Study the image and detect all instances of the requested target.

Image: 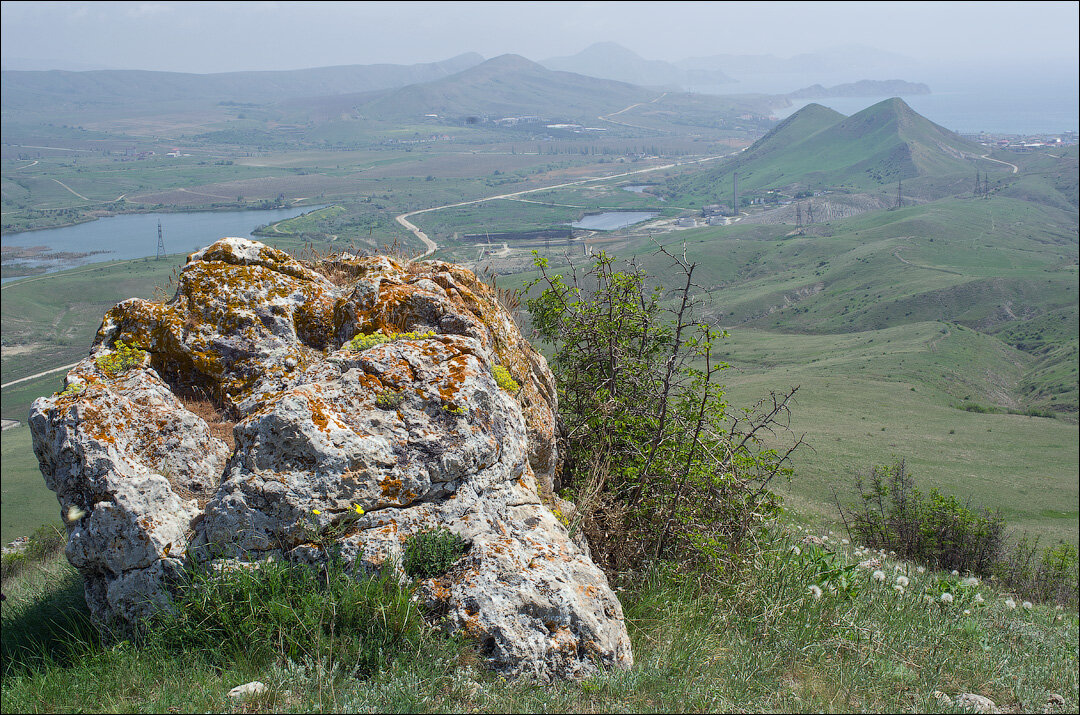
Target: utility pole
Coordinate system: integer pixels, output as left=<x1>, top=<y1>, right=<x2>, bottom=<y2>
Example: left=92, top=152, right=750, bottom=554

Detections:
left=156, top=220, right=166, bottom=259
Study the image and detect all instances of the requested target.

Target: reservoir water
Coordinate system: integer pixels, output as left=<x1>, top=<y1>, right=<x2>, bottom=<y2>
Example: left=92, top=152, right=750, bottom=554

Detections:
left=1, top=206, right=323, bottom=283
left=571, top=211, right=659, bottom=231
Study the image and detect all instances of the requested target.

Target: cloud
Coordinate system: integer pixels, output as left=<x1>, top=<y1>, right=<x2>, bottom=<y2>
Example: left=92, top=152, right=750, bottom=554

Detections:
left=127, top=3, right=174, bottom=18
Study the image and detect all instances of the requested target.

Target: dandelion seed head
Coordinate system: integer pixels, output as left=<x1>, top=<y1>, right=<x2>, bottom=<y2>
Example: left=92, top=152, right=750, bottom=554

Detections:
left=896, top=575, right=910, bottom=588
left=962, top=577, right=980, bottom=588
left=1005, top=598, right=1017, bottom=609
left=940, top=592, right=954, bottom=604
left=808, top=584, right=823, bottom=600
left=893, top=584, right=905, bottom=595
left=951, top=569, right=959, bottom=576
left=842, top=538, right=850, bottom=545
left=872, top=569, right=886, bottom=583
left=963, top=609, right=971, bottom=615
left=974, top=594, right=985, bottom=603
left=916, top=566, right=926, bottom=574
left=1022, top=601, right=1033, bottom=610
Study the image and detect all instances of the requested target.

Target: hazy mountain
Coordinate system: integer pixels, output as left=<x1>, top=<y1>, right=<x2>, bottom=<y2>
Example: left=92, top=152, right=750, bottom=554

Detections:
left=677, top=44, right=918, bottom=77
left=310, top=54, right=654, bottom=122
left=788, top=80, right=931, bottom=99
left=0, top=53, right=485, bottom=114
left=541, top=42, right=733, bottom=89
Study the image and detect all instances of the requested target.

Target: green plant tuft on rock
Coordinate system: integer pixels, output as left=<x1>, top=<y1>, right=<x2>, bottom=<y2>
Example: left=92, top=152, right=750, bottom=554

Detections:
left=95, top=340, right=147, bottom=376
left=374, top=389, right=406, bottom=409
left=402, top=527, right=467, bottom=579
left=492, top=364, right=519, bottom=392
left=346, top=329, right=436, bottom=352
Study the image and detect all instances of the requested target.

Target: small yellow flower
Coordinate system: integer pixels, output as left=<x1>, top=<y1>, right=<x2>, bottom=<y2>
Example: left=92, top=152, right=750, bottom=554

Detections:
left=312, top=509, right=321, bottom=515
left=353, top=504, right=365, bottom=516
left=66, top=505, right=87, bottom=522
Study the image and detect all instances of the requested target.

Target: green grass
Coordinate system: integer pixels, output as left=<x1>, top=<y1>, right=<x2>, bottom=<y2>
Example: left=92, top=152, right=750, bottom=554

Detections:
left=1, top=424, right=60, bottom=545
left=2, top=530, right=1075, bottom=713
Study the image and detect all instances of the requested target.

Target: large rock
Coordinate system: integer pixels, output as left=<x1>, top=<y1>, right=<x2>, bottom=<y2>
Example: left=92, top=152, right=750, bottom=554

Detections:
left=29, top=237, right=630, bottom=680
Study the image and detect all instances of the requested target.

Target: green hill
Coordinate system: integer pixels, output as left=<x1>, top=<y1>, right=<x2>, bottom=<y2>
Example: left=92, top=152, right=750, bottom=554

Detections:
left=662, top=98, right=991, bottom=205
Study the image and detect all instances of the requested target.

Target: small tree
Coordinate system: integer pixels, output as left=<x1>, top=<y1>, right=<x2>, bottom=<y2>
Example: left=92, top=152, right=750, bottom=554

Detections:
left=526, top=246, right=802, bottom=578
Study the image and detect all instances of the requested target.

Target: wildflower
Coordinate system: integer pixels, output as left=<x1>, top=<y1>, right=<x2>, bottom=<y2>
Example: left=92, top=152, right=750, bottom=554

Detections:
left=312, top=509, right=321, bottom=515
left=808, top=584, right=822, bottom=600
left=963, top=609, right=972, bottom=615
left=916, top=566, right=926, bottom=574
left=842, top=538, right=850, bottom=545
left=941, top=592, right=954, bottom=604
left=66, top=505, right=87, bottom=522
left=896, top=575, right=910, bottom=588
left=872, top=569, right=886, bottom=583
left=974, top=593, right=985, bottom=603
left=353, top=504, right=365, bottom=516
left=1005, top=599, right=1017, bottom=609
left=951, top=569, right=959, bottom=576
left=893, top=584, right=905, bottom=595
left=962, top=576, right=980, bottom=588
left=1022, top=601, right=1033, bottom=610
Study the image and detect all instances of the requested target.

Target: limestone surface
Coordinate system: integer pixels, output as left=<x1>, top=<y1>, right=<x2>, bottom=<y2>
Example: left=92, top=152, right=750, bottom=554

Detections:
left=29, top=237, right=631, bottom=680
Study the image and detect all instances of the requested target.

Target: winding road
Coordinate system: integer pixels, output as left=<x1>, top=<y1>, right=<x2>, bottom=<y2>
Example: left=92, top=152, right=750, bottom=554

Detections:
left=396, top=150, right=737, bottom=259
left=980, top=154, right=1018, bottom=174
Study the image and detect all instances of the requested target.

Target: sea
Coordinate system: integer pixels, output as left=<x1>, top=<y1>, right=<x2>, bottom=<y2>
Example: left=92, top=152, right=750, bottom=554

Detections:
left=698, top=62, right=1079, bottom=135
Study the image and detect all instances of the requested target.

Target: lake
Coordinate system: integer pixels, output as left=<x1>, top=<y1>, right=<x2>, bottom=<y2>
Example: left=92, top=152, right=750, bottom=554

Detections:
left=571, top=211, right=659, bottom=231
left=1, top=206, right=323, bottom=282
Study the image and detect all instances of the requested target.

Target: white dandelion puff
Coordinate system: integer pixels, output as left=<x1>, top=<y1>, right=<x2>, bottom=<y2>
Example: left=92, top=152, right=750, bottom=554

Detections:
left=872, top=569, right=886, bottom=583
left=842, top=539, right=850, bottom=545
left=1022, top=601, right=1033, bottom=610
left=916, top=566, right=926, bottom=574
left=951, top=569, right=959, bottom=576
left=1005, top=598, right=1017, bottom=609
left=896, top=575, right=910, bottom=588
left=962, top=577, right=980, bottom=588
left=808, top=584, right=823, bottom=600
left=893, top=584, right=905, bottom=595
left=974, top=593, right=985, bottom=603
left=940, top=592, right=954, bottom=604
left=963, top=609, right=972, bottom=615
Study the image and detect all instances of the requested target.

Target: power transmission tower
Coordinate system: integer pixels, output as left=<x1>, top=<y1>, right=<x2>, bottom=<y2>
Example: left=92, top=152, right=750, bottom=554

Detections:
left=895, top=179, right=903, bottom=209
left=156, top=220, right=166, bottom=259
left=806, top=201, right=814, bottom=224
left=983, top=171, right=990, bottom=200
left=795, top=203, right=802, bottom=227
left=974, top=171, right=982, bottom=198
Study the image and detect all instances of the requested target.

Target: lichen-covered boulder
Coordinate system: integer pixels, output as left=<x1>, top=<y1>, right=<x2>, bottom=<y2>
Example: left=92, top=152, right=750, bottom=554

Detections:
left=29, top=237, right=631, bottom=680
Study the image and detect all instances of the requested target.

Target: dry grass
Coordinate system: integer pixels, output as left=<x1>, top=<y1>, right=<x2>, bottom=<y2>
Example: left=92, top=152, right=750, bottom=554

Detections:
left=177, top=392, right=235, bottom=452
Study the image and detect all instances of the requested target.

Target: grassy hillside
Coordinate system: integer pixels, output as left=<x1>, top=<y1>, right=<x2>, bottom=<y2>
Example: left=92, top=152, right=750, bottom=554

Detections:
left=660, top=98, right=1000, bottom=207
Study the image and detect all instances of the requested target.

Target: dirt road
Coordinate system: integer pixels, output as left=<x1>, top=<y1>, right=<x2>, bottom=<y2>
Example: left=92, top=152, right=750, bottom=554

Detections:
left=395, top=150, right=737, bottom=259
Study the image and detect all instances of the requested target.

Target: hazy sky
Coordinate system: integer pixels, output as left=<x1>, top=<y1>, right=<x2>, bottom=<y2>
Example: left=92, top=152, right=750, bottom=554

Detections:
left=2, top=1, right=1078, bottom=73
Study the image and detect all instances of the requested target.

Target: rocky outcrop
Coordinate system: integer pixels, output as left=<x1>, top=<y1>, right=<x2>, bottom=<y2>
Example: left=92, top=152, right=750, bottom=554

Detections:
left=29, top=237, right=631, bottom=680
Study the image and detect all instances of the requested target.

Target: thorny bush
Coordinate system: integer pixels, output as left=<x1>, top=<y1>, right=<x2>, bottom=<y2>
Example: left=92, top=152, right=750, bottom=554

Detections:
left=526, top=246, right=803, bottom=581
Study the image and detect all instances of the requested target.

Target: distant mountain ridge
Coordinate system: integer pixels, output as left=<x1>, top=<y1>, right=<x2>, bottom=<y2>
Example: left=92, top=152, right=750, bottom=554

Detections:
left=788, top=80, right=931, bottom=99
left=0, top=53, right=485, bottom=113
left=541, top=42, right=733, bottom=89
left=300, top=54, right=657, bottom=122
